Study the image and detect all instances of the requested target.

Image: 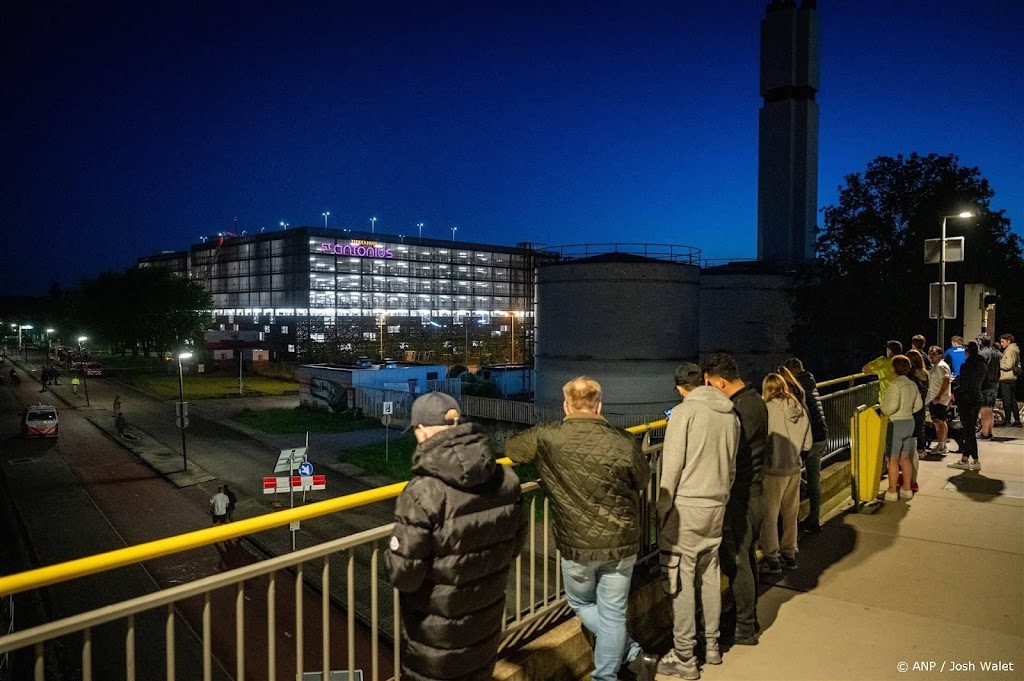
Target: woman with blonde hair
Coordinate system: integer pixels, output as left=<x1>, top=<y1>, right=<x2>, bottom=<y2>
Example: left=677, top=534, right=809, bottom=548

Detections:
left=880, top=355, right=923, bottom=501
left=759, top=373, right=812, bottom=573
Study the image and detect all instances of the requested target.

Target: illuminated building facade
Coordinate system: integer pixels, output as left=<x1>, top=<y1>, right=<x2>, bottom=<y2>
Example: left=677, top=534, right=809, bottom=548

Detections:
left=139, top=227, right=554, bottom=359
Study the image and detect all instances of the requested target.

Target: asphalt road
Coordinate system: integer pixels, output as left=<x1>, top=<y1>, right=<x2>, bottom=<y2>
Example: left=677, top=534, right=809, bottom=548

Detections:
left=1, top=353, right=396, bottom=680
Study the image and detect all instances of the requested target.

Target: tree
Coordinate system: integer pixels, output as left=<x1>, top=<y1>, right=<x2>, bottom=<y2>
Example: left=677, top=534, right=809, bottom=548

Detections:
left=68, top=268, right=212, bottom=355
left=792, top=153, right=1024, bottom=377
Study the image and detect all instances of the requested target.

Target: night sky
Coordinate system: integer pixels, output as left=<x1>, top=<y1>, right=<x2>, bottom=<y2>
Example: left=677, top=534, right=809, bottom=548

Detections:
left=2, top=1, right=1022, bottom=296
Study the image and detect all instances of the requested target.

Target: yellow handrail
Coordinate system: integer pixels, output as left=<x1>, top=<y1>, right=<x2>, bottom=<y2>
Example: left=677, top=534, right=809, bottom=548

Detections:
left=0, top=418, right=659, bottom=597
left=816, top=372, right=870, bottom=389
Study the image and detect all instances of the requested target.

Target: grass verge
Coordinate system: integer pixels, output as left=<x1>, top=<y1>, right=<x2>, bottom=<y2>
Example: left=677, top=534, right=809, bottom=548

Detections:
left=129, top=374, right=299, bottom=400
left=233, top=406, right=379, bottom=434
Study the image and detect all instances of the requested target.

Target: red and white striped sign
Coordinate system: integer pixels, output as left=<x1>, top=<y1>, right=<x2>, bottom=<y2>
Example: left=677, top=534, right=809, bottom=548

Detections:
left=262, top=475, right=326, bottom=494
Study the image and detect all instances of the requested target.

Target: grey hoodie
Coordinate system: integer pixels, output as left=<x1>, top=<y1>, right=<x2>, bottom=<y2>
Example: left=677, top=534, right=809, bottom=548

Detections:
left=764, top=397, right=812, bottom=476
left=657, top=385, right=740, bottom=512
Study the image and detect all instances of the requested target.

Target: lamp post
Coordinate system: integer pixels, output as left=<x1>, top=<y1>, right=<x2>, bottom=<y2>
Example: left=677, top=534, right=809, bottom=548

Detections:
left=18, top=324, right=33, bottom=361
left=451, top=226, right=458, bottom=242
left=46, top=328, right=54, bottom=364
left=936, top=211, right=974, bottom=348
left=379, top=314, right=386, bottom=360
left=322, top=211, right=330, bottom=228
left=177, top=352, right=193, bottom=472
left=509, top=312, right=516, bottom=364
left=370, top=216, right=377, bottom=234
left=280, top=221, right=290, bottom=230
left=77, top=336, right=91, bottom=406
left=417, top=223, right=424, bottom=240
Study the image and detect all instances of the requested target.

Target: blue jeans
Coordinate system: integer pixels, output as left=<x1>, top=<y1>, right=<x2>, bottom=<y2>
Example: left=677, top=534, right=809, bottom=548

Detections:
left=561, top=555, right=641, bottom=681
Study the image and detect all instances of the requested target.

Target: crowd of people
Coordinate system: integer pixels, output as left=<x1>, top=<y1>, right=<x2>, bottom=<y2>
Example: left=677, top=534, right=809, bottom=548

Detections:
left=864, top=332, right=1020, bottom=491
left=384, top=351, right=840, bottom=681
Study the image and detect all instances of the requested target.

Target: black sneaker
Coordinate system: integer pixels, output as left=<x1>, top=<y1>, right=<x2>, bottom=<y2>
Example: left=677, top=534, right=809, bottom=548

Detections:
left=624, top=652, right=659, bottom=681
left=780, top=553, right=798, bottom=570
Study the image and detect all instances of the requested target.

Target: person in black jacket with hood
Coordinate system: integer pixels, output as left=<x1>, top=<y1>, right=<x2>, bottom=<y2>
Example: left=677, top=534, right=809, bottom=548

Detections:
left=949, top=341, right=987, bottom=471
left=386, top=392, right=525, bottom=681
left=784, top=358, right=828, bottom=533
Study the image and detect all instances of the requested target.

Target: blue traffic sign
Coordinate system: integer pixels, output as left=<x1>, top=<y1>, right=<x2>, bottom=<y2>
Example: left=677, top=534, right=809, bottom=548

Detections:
left=298, top=461, right=313, bottom=476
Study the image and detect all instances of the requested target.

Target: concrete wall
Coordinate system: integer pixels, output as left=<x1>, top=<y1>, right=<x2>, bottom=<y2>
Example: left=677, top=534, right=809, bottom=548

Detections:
left=535, top=259, right=700, bottom=415
left=698, top=271, right=798, bottom=385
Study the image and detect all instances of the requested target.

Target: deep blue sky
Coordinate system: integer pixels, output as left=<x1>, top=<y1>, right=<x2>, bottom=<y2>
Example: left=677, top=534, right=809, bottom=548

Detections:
left=2, top=1, right=1021, bottom=296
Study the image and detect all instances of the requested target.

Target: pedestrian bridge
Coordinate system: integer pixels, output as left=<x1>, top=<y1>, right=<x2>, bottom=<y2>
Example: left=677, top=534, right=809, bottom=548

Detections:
left=1, top=376, right=1021, bottom=681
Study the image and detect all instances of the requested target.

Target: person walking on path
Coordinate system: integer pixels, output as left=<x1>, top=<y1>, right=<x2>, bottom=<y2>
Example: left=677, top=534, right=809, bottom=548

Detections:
left=506, top=377, right=659, bottom=681
left=385, top=392, right=524, bottom=681
left=925, top=346, right=952, bottom=454
left=115, top=412, right=127, bottom=438
left=880, top=356, right=923, bottom=500
left=703, top=353, right=769, bottom=648
left=657, top=363, right=739, bottom=679
left=113, top=395, right=122, bottom=416
left=759, top=373, right=812, bottom=572
left=71, top=376, right=80, bottom=395
left=949, top=341, right=987, bottom=470
left=223, top=484, right=238, bottom=522
left=210, top=487, right=230, bottom=525
left=998, top=334, right=1021, bottom=427
left=783, top=357, right=828, bottom=533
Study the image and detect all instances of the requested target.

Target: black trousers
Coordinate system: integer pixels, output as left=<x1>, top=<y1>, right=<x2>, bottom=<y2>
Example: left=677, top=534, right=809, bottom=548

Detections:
left=720, top=489, right=763, bottom=638
left=999, top=380, right=1021, bottom=425
left=958, top=402, right=980, bottom=460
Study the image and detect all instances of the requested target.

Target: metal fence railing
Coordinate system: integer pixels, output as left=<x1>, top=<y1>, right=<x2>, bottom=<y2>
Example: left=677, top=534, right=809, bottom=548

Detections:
left=460, top=395, right=662, bottom=430
left=0, top=378, right=872, bottom=681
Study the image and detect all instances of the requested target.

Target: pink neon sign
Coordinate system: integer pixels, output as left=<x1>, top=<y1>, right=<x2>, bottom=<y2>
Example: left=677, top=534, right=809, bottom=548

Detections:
left=320, top=242, right=394, bottom=259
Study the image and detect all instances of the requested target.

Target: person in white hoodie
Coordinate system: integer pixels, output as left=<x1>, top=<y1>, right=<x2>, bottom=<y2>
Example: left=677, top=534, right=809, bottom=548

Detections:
left=881, top=355, right=924, bottom=500
left=656, top=363, right=740, bottom=680
left=759, top=373, right=812, bottom=574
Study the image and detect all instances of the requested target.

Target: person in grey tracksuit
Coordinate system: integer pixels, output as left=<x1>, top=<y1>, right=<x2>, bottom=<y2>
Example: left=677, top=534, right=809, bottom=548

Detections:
left=656, top=363, right=739, bottom=679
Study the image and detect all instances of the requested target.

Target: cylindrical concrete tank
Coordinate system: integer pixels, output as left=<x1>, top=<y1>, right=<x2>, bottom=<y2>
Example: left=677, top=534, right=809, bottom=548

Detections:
left=535, top=255, right=700, bottom=417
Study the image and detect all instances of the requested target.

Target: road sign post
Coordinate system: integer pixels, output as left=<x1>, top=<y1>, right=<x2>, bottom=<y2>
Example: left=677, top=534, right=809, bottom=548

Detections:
left=381, top=413, right=393, bottom=462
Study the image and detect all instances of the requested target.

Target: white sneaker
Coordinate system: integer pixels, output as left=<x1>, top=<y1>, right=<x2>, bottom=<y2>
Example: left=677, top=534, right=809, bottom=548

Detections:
left=930, top=444, right=948, bottom=454
left=970, top=460, right=981, bottom=471
left=899, top=489, right=914, bottom=500
left=884, top=491, right=899, bottom=501
left=947, top=460, right=971, bottom=470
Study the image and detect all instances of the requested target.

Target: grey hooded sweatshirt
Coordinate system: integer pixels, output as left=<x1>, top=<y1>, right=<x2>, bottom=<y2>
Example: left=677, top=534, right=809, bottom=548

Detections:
left=764, top=396, right=812, bottom=476
left=657, top=385, right=740, bottom=515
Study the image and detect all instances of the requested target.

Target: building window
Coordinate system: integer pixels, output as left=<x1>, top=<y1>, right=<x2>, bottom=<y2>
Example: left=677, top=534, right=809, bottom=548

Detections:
left=281, top=325, right=289, bottom=334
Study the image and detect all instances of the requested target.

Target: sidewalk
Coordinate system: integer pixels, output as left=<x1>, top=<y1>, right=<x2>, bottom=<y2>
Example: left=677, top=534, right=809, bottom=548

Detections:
left=658, top=425, right=1023, bottom=680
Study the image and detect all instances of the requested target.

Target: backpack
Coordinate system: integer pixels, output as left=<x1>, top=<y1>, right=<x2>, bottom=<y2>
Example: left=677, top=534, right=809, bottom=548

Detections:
left=985, top=349, right=1002, bottom=383
left=1015, top=349, right=1023, bottom=377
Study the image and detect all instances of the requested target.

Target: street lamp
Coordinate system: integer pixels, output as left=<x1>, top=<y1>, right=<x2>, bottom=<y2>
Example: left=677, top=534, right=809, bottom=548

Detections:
left=322, top=211, right=330, bottom=228
left=379, top=314, right=386, bottom=360
left=417, top=223, right=424, bottom=240
left=509, top=311, right=518, bottom=364
left=280, top=221, right=290, bottom=230
left=77, top=336, right=91, bottom=406
left=370, top=216, right=377, bottom=234
left=17, top=324, right=33, bottom=361
left=451, top=226, right=458, bottom=242
left=177, top=351, right=193, bottom=472
left=45, top=328, right=55, bottom=364
left=936, top=211, right=974, bottom=348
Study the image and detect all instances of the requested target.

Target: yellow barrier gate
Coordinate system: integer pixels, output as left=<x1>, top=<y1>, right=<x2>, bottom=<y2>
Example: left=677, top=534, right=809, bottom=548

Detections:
left=850, top=404, right=889, bottom=512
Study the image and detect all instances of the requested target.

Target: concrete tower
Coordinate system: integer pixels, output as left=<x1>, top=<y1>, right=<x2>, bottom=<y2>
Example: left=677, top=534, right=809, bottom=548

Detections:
left=757, top=0, right=820, bottom=265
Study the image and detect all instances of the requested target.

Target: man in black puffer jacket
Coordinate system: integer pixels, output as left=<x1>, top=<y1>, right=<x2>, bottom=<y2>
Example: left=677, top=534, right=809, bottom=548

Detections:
left=386, top=392, right=525, bottom=681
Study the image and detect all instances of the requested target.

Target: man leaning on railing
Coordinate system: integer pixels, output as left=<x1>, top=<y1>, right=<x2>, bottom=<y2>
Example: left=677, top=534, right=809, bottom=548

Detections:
left=505, top=376, right=659, bottom=681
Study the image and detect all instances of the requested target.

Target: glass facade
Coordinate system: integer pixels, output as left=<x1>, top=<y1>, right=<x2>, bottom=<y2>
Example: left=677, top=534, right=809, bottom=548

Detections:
left=140, top=227, right=554, bottom=358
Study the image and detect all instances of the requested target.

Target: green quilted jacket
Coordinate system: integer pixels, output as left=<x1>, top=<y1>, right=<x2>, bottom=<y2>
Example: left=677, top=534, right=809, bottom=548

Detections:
left=505, top=412, right=650, bottom=563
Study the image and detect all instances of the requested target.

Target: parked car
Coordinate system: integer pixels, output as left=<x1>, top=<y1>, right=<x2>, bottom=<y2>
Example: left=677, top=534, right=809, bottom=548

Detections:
left=22, top=404, right=59, bottom=438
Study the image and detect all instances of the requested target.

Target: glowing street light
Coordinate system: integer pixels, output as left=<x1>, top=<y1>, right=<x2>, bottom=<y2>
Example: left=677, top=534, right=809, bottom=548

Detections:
left=451, top=226, right=458, bottom=242
left=934, top=211, right=975, bottom=347
left=322, top=211, right=330, bottom=228
left=280, top=221, right=290, bottom=230
left=417, top=222, right=424, bottom=240
left=370, top=216, right=377, bottom=234
left=177, top=351, right=194, bottom=472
